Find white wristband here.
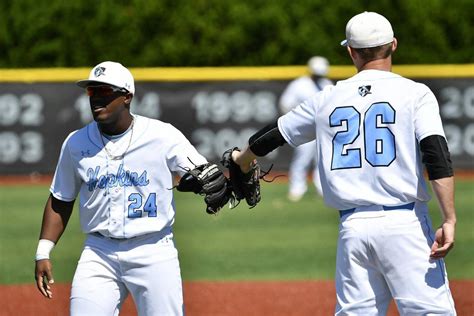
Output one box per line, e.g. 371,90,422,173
35,239,55,261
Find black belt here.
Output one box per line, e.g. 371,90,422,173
339,202,415,218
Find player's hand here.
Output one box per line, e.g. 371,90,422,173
35,259,54,299
430,221,455,259
231,149,254,173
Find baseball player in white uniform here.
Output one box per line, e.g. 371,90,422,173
230,12,457,315
34,61,229,315
279,56,333,200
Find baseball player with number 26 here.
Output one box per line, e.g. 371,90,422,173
34,61,231,315
230,12,457,315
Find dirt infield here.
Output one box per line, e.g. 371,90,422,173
1,280,472,315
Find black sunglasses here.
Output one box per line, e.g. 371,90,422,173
86,85,129,97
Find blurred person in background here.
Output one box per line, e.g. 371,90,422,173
279,56,333,201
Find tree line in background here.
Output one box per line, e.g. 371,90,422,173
0,0,472,68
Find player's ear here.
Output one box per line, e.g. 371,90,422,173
124,93,133,105
392,38,398,52
347,46,357,62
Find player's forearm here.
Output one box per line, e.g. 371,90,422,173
232,120,288,173
39,194,74,242
430,176,456,224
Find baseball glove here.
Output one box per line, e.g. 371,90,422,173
221,147,261,208
177,163,232,214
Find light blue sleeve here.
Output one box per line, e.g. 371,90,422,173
414,85,446,141
277,97,317,147
166,126,207,176
50,134,81,202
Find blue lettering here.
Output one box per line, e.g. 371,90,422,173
98,176,108,189
85,165,149,192
86,166,100,191
137,171,150,186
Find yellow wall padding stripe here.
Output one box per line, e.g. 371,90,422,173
0,64,473,82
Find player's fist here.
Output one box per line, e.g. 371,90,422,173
430,221,455,259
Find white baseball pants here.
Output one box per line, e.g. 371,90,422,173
70,231,183,316
335,202,456,315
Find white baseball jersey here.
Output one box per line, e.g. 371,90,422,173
50,114,207,238
278,69,446,210
279,76,333,114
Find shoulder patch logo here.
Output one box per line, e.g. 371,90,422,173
358,85,372,97
94,66,106,77
81,150,91,157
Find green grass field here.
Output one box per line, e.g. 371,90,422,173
0,180,472,285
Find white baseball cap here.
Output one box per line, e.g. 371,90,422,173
340,12,394,48
77,61,135,94
308,56,329,76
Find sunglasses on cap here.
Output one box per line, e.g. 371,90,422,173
86,85,129,97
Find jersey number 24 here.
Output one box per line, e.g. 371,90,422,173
128,193,157,218
330,102,396,170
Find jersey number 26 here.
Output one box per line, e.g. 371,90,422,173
330,102,396,170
